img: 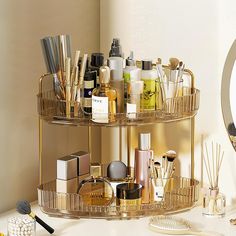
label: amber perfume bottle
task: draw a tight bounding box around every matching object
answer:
[92,66,117,123]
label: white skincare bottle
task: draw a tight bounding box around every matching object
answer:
[126,69,143,118]
[141,60,157,111]
[123,51,137,109]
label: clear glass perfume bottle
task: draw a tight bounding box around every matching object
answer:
[92,66,117,123]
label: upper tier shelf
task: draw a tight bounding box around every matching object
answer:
[37,74,200,127]
[38,88,199,127]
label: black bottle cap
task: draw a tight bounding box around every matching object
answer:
[91,53,104,67]
[142,60,153,70]
[84,70,97,81]
[109,38,123,57]
[116,183,142,200]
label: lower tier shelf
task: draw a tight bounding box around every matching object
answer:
[38,177,200,219]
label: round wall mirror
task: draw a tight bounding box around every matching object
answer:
[222,39,236,150]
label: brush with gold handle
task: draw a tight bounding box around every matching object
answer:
[70,50,80,93]
[65,57,71,118]
[74,54,88,116]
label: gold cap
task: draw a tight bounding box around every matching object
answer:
[99,66,110,84]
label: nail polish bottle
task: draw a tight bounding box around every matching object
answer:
[134,133,153,203]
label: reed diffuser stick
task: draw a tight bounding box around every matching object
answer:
[204,144,213,187]
[203,142,224,189]
[203,157,212,189]
[212,142,216,188]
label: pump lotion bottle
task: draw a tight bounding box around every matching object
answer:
[107,38,124,113]
[123,51,137,105]
[135,133,153,203]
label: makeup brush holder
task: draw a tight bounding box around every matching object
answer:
[152,177,172,202]
[202,188,226,217]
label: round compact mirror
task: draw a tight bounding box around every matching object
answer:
[221,40,236,150]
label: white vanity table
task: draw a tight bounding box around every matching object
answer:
[0,203,235,236]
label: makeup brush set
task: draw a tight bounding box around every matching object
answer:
[150,151,176,201]
[156,57,185,99]
[41,35,88,118]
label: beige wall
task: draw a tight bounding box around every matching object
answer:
[0,0,100,213]
[100,0,236,203]
[2,0,236,213]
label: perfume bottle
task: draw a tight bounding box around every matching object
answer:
[77,176,114,206]
[92,66,117,123]
[134,133,153,203]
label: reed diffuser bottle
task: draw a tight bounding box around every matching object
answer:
[202,142,226,217]
[92,66,117,123]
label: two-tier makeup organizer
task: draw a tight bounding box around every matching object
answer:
[37,65,200,219]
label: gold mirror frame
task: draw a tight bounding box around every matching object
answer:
[221,39,236,150]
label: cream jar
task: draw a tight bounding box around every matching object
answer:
[116,183,142,209]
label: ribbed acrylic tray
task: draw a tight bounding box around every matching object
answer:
[37,88,200,127]
[37,177,199,219]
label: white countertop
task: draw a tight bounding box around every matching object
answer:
[0,203,236,236]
